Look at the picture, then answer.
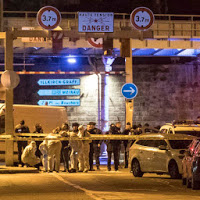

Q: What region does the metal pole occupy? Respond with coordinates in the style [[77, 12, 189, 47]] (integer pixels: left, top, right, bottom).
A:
[[125, 39, 133, 126], [5, 31, 14, 166]]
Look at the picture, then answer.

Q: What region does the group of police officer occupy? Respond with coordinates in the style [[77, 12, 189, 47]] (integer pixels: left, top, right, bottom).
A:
[[15, 120, 145, 172]]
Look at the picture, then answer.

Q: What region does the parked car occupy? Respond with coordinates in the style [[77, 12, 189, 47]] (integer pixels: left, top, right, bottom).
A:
[[129, 133, 194, 179], [182, 138, 200, 189], [159, 120, 200, 137]]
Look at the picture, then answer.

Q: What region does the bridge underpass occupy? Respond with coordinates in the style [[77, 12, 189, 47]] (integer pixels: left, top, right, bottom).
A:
[[1, 12, 200, 165]]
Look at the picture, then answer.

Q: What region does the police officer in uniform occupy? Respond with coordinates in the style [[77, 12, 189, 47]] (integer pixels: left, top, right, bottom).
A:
[[15, 120, 30, 166], [106, 122, 121, 171], [59, 123, 70, 172], [122, 122, 131, 168], [88, 122, 102, 171], [33, 123, 43, 158]]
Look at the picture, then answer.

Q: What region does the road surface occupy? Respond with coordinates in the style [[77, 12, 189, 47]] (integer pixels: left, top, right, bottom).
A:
[[0, 167, 199, 200]]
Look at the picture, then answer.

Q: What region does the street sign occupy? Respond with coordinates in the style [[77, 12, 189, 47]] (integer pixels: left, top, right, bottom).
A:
[[130, 7, 154, 31], [37, 89, 80, 96], [121, 83, 138, 99], [88, 38, 103, 48], [37, 6, 61, 30], [37, 79, 80, 86], [78, 12, 114, 32], [38, 100, 80, 106], [1, 70, 20, 89]]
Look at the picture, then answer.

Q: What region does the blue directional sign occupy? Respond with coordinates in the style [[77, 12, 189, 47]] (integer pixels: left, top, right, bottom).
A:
[[37, 89, 80, 96], [37, 79, 80, 86], [38, 100, 80, 106], [121, 83, 138, 99]]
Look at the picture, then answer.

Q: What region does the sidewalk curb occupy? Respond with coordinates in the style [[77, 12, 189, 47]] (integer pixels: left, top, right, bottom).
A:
[[0, 166, 39, 174]]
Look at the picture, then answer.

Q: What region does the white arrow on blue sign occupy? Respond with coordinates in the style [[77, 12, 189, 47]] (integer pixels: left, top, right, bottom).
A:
[[121, 83, 138, 99]]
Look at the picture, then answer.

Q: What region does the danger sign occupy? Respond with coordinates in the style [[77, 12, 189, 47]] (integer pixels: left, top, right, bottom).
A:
[[37, 6, 61, 30], [130, 7, 154, 31], [78, 12, 114, 32]]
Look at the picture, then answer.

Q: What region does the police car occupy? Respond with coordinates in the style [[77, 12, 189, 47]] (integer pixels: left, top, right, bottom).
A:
[[129, 133, 194, 179], [159, 120, 200, 137]]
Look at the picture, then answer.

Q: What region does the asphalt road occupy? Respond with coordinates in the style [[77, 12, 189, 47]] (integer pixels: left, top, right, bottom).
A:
[[0, 167, 200, 200]]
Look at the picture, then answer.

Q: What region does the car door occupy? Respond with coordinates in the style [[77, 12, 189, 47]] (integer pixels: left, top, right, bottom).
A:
[[151, 140, 169, 172], [139, 140, 156, 172]]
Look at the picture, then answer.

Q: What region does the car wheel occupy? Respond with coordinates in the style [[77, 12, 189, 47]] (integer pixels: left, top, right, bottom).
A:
[[182, 178, 186, 185], [168, 161, 180, 179], [187, 178, 191, 188], [192, 175, 200, 190], [132, 159, 143, 177]]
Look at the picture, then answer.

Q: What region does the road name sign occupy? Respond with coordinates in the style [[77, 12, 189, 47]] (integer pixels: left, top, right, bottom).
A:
[[37, 6, 61, 30], [37, 79, 80, 86], [37, 89, 80, 96], [78, 12, 114, 32], [121, 83, 138, 99], [38, 100, 80, 106], [130, 7, 154, 31]]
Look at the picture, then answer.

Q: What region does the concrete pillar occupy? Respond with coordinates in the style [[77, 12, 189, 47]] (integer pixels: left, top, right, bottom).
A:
[[125, 39, 133, 126], [5, 31, 14, 166]]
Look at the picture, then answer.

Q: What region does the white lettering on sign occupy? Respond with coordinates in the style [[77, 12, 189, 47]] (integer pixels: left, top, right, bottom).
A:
[[38, 100, 80, 106], [37, 79, 80, 86], [78, 12, 114, 32], [37, 89, 80, 96]]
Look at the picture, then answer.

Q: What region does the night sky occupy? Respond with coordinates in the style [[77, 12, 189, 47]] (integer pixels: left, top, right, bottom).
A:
[[4, 0, 200, 14]]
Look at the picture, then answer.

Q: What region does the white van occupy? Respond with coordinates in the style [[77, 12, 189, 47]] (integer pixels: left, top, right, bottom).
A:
[[0, 104, 68, 162], [0, 104, 68, 133]]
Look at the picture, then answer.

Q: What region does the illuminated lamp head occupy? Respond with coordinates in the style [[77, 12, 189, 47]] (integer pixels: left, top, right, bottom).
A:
[[67, 57, 76, 64]]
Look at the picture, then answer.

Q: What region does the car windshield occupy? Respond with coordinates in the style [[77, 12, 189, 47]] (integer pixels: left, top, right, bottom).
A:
[[175, 131, 200, 137], [169, 140, 192, 149]]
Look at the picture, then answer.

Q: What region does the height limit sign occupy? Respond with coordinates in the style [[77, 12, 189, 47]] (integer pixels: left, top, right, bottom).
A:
[[37, 6, 61, 30], [130, 7, 154, 31]]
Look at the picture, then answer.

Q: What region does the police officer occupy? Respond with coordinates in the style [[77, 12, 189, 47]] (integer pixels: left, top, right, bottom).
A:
[[15, 120, 30, 166], [88, 122, 102, 171], [33, 123, 43, 158], [122, 122, 131, 168], [68, 123, 80, 173], [106, 122, 121, 171], [59, 123, 70, 172]]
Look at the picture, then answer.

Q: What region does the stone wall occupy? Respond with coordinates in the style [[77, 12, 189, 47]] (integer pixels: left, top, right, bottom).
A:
[[12, 59, 200, 130], [132, 62, 200, 127]]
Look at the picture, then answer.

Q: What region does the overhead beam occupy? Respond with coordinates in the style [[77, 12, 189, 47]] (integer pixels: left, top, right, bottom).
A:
[[12, 29, 153, 40]]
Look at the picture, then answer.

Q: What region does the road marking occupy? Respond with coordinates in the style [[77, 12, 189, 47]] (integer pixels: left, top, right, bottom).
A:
[[123, 188, 158, 192], [52, 173, 103, 200]]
